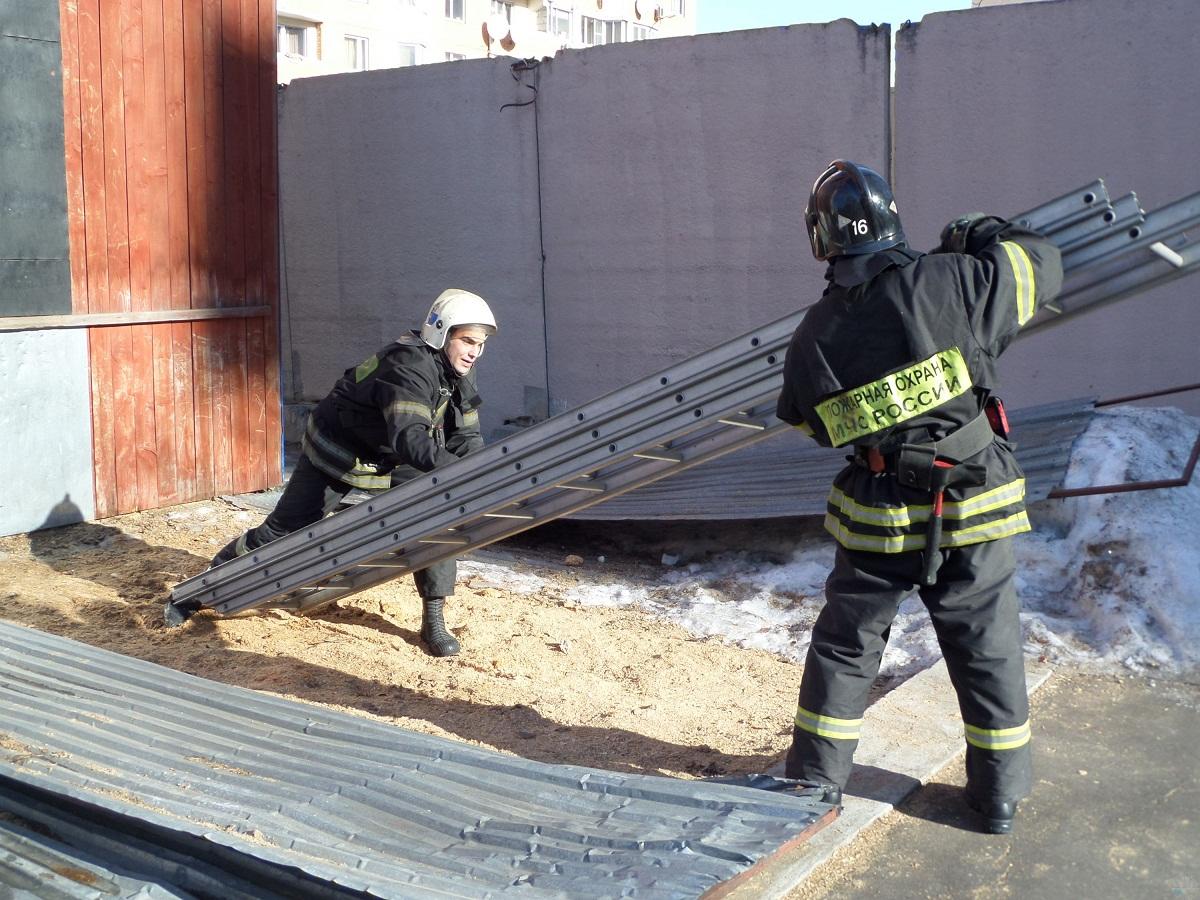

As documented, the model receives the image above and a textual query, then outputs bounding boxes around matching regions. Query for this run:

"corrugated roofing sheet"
[570,397,1096,520]
[0,815,191,900]
[0,622,834,899]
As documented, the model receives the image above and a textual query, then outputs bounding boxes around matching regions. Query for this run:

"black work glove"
[935,213,1008,255]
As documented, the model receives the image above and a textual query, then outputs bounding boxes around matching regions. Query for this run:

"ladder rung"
[356,562,411,569]
[419,537,470,545]
[556,479,607,492]
[718,415,767,430]
[633,449,683,463]
[483,511,536,520]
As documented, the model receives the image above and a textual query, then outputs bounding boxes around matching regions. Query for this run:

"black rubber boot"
[420,597,461,657]
[209,535,243,569]
[966,793,1017,834]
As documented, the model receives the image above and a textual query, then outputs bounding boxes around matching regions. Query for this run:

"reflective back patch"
[815,347,973,447]
[355,355,380,383]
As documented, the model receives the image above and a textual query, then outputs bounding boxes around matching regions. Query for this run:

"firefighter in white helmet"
[210,289,498,656]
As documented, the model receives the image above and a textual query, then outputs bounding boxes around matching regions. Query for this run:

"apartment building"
[277,0,698,83]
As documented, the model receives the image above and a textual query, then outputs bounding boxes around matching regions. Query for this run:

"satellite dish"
[485,12,511,46]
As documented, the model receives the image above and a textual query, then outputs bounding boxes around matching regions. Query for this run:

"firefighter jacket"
[777,218,1063,553]
[302,332,484,490]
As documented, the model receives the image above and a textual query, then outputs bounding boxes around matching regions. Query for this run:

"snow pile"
[1015,405,1200,675]
[466,406,1199,679]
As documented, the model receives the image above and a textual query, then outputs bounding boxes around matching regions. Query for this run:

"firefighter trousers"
[210,452,457,599]
[784,537,1031,805]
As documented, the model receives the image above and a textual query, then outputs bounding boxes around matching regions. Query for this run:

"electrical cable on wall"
[500,59,552,421]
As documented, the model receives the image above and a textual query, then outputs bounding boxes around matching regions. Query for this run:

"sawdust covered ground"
[0,499,816,780]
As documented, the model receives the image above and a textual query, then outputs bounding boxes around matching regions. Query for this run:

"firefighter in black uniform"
[776,161,1063,833]
[211,289,498,657]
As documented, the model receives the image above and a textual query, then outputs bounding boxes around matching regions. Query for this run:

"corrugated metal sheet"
[0,815,191,900]
[0,622,834,899]
[570,398,1096,520]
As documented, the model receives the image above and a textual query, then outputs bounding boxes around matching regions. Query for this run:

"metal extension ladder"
[165,179,1200,624]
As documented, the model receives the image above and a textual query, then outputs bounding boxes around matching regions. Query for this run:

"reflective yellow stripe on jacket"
[823,477,1031,553]
[302,415,392,490]
[999,241,1037,325]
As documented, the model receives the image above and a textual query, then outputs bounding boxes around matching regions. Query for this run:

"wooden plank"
[163,0,189,312]
[210,320,234,495]
[59,0,88,315]
[89,327,117,518]
[75,0,115,515]
[203,0,225,304]
[142,0,171,313]
[241,0,262,309]
[240,0,265,491]
[222,0,251,493]
[143,0,177,506]
[222,0,247,306]
[0,306,273,331]
[182,0,209,307]
[110,324,139,512]
[203,0,232,495]
[99,0,131,314]
[259,0,281,486]
[123,0,160,511]
[162,0,191,502]
[192,320,216,499]
[152,322,177,503]
[98,0,138,513]
[76,0,108,313]
[171,321,198,501]
[123,0,150,314]
[246,317,267,490]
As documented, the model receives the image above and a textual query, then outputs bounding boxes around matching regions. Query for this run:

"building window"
[631,24,651,40]
[397,43,419,67]
[345,35,369,70]
[550,8,570,38]
[279,23,309,57]
[445,51,466,61]
[582,17,626,45]
[445,0,464,20]
[490,0,512,23]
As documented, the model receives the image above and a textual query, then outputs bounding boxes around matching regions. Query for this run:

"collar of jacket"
[827,245,922,288]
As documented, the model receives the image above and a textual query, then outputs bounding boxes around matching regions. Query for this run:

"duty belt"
[854,411,996,585]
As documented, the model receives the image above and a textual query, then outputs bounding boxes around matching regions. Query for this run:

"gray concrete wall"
[277,59,547,438]
[277,22,890,430]
[537,23,889,410]
[0,331,95,534]
[894,0,1200,415]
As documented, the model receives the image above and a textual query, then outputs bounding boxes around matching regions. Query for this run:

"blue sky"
[696,1,973,34]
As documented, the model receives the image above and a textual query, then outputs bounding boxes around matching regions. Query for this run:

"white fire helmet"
[419,289,498,352]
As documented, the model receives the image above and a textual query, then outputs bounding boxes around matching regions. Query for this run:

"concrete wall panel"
[537,23,890,410]
[0,330,94,535]
[895,0,1200,415]
[277,60,547,438]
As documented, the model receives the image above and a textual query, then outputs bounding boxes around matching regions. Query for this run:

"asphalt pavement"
[785,669,1200,900]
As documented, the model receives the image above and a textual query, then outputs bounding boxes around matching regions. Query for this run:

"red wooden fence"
[59,0,281,517]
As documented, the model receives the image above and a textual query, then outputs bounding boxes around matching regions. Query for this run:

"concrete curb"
[719,660,1054,898]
